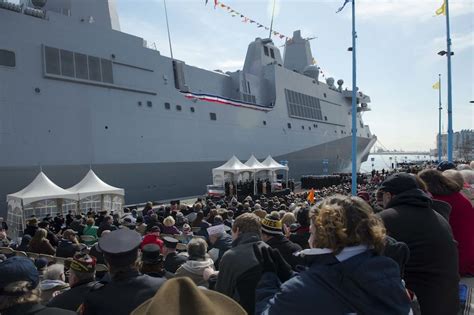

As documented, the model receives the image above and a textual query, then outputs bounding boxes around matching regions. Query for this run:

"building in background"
[434,130,474,161]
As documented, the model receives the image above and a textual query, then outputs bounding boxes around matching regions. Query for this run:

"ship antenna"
[163,0,174,60]
[269,0,276,38]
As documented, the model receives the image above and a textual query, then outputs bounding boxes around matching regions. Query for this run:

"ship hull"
[0,136,375,216]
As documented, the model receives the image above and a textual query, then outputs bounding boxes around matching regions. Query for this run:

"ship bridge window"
[285,89,323,121]
[88,56,101,81]
[210,113,217,121]
[74,53,88,79]
[0,50,15,67]
[270,48,275,59]
[60,49,74,77]
[263,46,269,56]
[45,46,61,75]
[43,45,114,84]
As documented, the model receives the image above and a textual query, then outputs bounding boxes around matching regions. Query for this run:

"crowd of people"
[0,160,473,315]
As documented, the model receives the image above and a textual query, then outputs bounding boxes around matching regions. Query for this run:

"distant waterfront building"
[435,130,474,161]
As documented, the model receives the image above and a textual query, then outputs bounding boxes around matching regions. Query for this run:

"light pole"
[350,0,357,196]
[438,0,454,162]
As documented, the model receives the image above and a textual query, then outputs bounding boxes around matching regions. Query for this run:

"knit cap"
[261,214,283,236]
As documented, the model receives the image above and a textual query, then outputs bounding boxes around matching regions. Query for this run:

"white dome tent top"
[244,155,267,171]
[7,171,78,205]
[67,169,124,199]
[261,155,289,171]
[213,155,251,173]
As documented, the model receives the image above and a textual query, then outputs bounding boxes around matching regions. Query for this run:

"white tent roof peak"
[261,156,289,170]
[67,170,124,199]
[7,172,78,205]
[213,156,251,173]
[244,155,266,171]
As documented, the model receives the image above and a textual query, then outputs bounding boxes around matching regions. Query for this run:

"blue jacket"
[256,249,411,315]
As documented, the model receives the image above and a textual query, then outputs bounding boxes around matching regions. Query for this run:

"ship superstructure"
[0,0,376,212]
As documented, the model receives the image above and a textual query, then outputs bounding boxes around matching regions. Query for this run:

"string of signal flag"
[205,0,292,41]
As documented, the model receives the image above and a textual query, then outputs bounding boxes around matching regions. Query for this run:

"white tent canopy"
[244,155,267,171]
[67,170,125,214]
[261,155,289,171]
[213,155,251,174]
[6,172,78,239]
[212,156,252,187]
[7,172,78,205]
[67,170,124,199]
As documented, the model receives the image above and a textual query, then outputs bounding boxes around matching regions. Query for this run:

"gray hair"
[187,238,208,260]
[44,264,64,281]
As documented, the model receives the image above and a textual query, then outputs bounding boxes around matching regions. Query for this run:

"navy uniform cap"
[99,228,142,255]
[163,236,179,249]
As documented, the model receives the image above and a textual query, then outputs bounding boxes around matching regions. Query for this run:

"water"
[360,154,435,173]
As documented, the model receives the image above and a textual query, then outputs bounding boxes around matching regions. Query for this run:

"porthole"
[147,101,152,107]
[263,121,267,126]
[190,107,195,113]
[164,102,170,110]
[176,105,182,111]
[287,123,292,129]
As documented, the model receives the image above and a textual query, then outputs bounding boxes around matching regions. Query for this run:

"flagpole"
[445,0,453,162]
[163,0,174,60]
[351,0,358,196]
[269,0,276,38]
[438,74,442,162]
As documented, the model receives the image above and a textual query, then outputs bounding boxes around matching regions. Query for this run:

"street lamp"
[438,50,454,56]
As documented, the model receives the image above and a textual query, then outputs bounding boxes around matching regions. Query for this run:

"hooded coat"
[256,249,411,315]
[378,188,459,315]
[175,258,215,287]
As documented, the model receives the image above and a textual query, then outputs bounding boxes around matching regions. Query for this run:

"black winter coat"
[378,188,460,315]
[266,235,302,269]
[48,280,96,312]
[82,271,165,315]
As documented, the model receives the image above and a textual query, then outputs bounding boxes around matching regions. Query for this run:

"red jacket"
[434,192,474,275]
[141,234,164,252]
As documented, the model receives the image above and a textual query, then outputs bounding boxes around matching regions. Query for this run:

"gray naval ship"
[0,0,376,212]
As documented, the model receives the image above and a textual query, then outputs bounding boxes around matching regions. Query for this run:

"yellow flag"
[432,81,440,89]
[436,0,446,16]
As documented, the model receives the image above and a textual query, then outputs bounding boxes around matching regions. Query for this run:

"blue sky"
[116,0,473,151]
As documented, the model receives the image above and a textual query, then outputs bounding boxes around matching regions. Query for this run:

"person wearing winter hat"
[0,256,75,314]
[175,238,216,288]
[131,277,245,315]
[48,253,97,312]
[378,172,459,315]
[437,161,456,172]
[81,228,165,315]
[139,244,165,278]
[261,214,301,269]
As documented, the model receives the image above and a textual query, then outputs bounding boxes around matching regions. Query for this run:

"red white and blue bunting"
[181,91,273,112]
